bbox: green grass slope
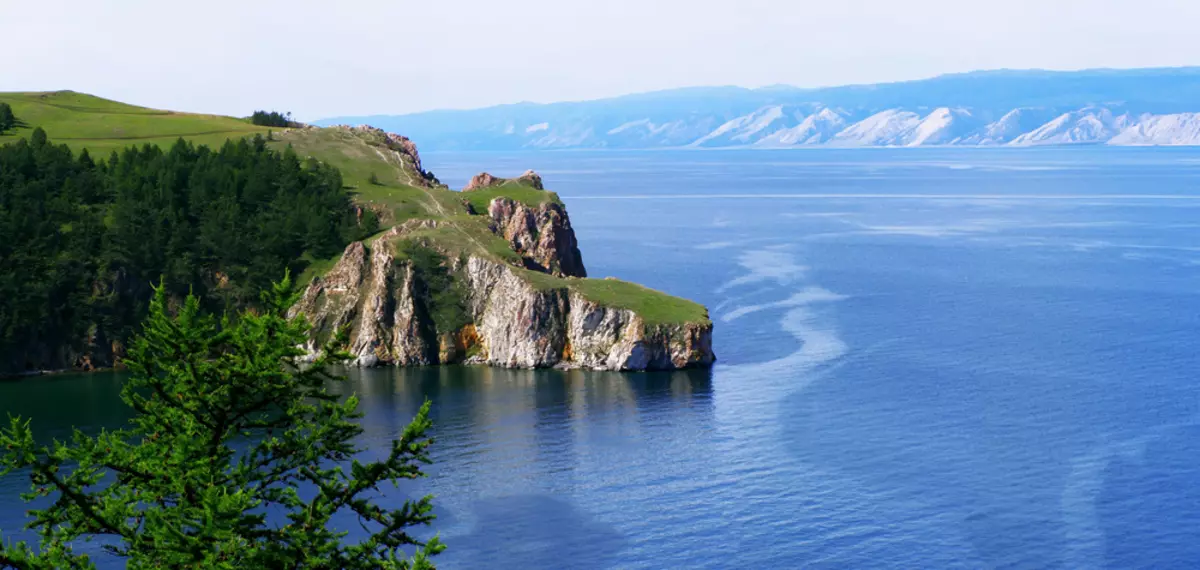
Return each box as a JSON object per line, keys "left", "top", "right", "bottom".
{"left": 459, "top": 180, "right": 563, "bottom": 214}
{"left": 0, "top": 91, "right": 271, "bottom": 154}
{"left": 1, "top": 92, "right": 709, "bottom": 326}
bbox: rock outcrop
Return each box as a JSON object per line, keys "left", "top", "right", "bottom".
{"left": 517, "top": 170, "right": 544, "bottom": 190}
{"left": 292, "top": 238, "right": 713, "bottom": 370}
{"left": 329, "top": 125, "right": 440, "bottom": 187}
{"left": 464, "top": 169, "right": 545, "bottom": 191}
{"left": 290, "top": 223, "right": 439, "bottom": 366}
{"left": 464, "top": 172, "right": 500, "bottom": 191}
{"left": 292, "top": 169, "right": 713, "bottom": 372}
{"left": 488, "top": 198, "right": 586, "bottom": 278}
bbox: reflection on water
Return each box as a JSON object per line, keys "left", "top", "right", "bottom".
{"left": 0, "top": 371, "right": 131, "bottom": 439}
{"left": 0, "top": 366, "right": 715, "bottom": 569}
{"left": 343, "top": 366, "right": 716, "bottom": 569}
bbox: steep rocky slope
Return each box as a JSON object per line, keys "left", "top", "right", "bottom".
{"left": 281, "top": 128, "right": 714, "bottom": 371}
{"left": 486, "top": 198, "right": 586, "bottom": 277}
{"left": 290, "top": 183, "right": 714, "bottom": 370}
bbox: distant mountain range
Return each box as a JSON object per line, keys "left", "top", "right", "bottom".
{"left": 317, "top": 67, "right": 1200, "bottom": 150}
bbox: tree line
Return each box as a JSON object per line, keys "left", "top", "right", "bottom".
{"left": 0, "top": 128, "right": 378, "bottom": 374}
{"left": 250, "top": 110, "right": 298, "bottom": 128}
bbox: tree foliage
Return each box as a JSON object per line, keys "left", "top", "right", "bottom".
{"left": 0, "top": 276, "right": 445, "bottom": 569}
{"left": 250, "top": 111, "right": 296, "bottom": 128}
{"left": 0, "top": 103, "right": 14, "bottom": 134}
{"left": 0, "top": 130, "right": 372, "bottom": 373}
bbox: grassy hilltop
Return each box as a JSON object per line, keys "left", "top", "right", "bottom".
{"left": 0, "top": 91, "right": 272, "bottom": 153}
{"left": 0, "top": 91, "right": 708, "bottom": 325}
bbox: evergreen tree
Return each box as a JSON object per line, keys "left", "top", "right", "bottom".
{"left": 0, "top": 103, "right": 14, "bottom": 133}
{"left": 250, "top": 110, "right": 294, "bottom": 128}
{"left": 0, "top": 277, "right": 445, "bottom": 569}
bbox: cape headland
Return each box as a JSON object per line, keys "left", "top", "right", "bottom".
{"left": 0, "top": 93, "right": 714, "bottom": 374}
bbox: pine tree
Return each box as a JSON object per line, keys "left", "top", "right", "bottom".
{"left": 0, "top": 103, "right": 13, "bottom": 133}
{"left": 0, "top": 276, "right": 445, "bottom": 569}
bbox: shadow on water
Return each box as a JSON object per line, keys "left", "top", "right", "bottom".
{"left": 447, "top": 494, "right": 627, "bottom": 570}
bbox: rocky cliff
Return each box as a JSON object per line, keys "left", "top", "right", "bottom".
{"left": 291, "top": 185, "right": 714, "bottom": 371}
{"left": 488, "top": 197, "right": 586, "bottom": 277}
{"left": 464, "top": 170, "right": 544, "bottom": 190}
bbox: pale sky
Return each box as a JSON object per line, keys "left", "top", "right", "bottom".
{"left": 7, "top": 0, "right": 1200, "bottom": 120}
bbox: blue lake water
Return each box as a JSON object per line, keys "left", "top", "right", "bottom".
{"left": 3, "top": 148, "right": 1200, "bottom": 568}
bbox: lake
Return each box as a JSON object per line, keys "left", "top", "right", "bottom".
{"left": 3, "top": 148, "right": 1200, "bottom": 568}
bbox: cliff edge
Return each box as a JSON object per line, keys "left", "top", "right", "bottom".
{"left": 289, "top": 162, "right": 714, "bottom": 371}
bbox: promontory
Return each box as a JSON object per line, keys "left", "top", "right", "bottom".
{"left": 0, "top": 92, "right": 714, "bottom": 375}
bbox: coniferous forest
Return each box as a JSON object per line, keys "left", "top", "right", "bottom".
{"left": 0, "top": 129, "right": 374, "bottom": 374}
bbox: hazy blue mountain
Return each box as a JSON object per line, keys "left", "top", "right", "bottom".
{"left": 316, "top": 67, "right": 1200, "bottom": 149}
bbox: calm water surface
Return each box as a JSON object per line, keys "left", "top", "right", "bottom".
{"left": 3, "top": 148, "right": 1200, "bottom": 568}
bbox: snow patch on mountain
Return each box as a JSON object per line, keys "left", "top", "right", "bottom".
{"left": 828, "top": 109, "right": 922, "bottom": 147}
{"left": 607, "top": 119, "right": 653, "bottom": 135}
{"left": 1108, "top": 113, "right": 1200, "bottom": 145}
{"left": 690, "top": 106, "right": 801, "bottom": 147}
{"left": 526, "top": 127, "right": 595, "bottom": 148}
{"left": 754, "top": 108, "right": 848, "bottom": 146}
{"left": 969, "top": 108, "right": 1058, "bottom": 145}
{"left": 905, "top": 108, "right": 982, "bottom": 146}
{"left": 525, "top": 122, "right": 550, "bottom": 133}
{"left": 1009, "top": 108, "right": 1130, "bottom": 146}
{"left": 731, "top": 106, "right": 788, "bottom": 142}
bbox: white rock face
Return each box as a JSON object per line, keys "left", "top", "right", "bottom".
{"left": 1108, "top": 113, "right": 1200, "bottom": 145}
{"left": 289, "top": 228, "right": 437, "bottom": 367}
{"left": 463, "top": 256, "right": 569, "bottom": 367}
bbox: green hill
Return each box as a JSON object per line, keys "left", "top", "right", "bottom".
{"left": 0, "top": 91, "right": 710, "bottom": 329}
{"left": 0, "top": 91, "right": 272, "bottom": 154}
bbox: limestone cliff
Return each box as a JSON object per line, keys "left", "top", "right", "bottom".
{"left": 292, "top": 191, "right": 714, "bottom": 371}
